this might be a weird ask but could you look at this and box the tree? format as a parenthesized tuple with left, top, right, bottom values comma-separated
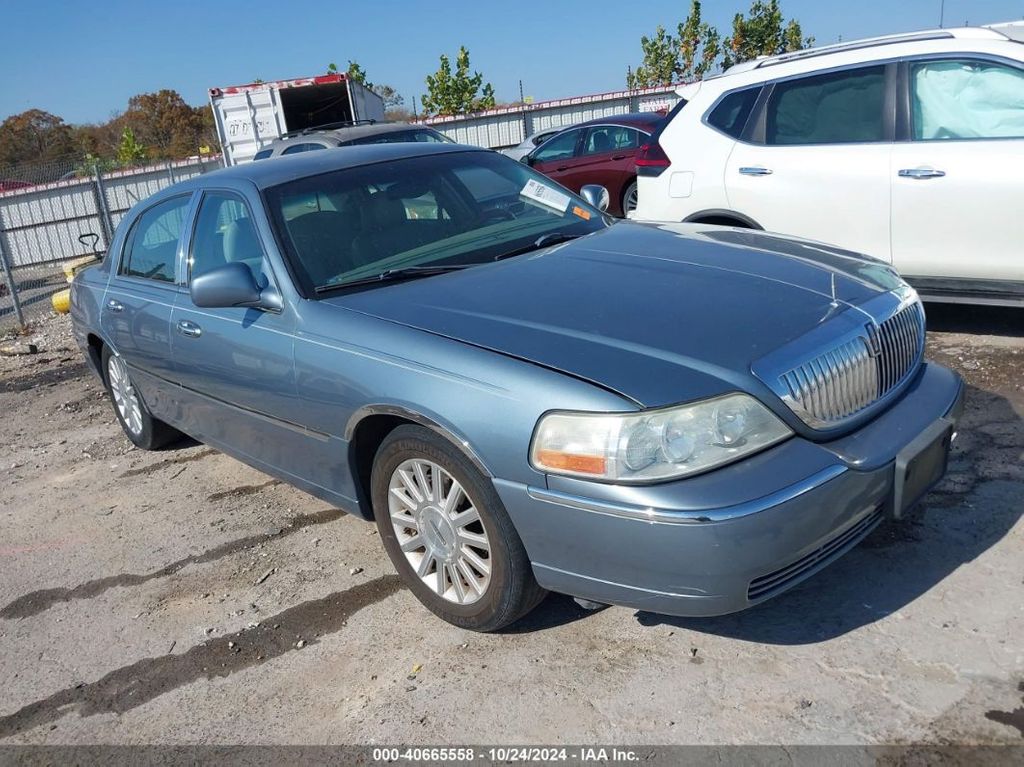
(678, 1, 721, 81)
(340, 60, 404, 109)
(421, 46, 496, 116)
(722, 0, 813, 68)
(122, 90, 205, 159)
(0, 109, 78, 169)
(345, 60, 369, 86)
(626, 25, 679, 89)
(116, 126, 147, 165)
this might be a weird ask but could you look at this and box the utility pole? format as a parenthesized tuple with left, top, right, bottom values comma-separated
(939, 0, 945, 27)
(519, 79, 524, 104)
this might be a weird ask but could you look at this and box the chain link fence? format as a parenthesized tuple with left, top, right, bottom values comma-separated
(0, 155, 223, 335)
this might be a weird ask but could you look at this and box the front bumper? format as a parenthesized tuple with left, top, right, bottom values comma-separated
(494, 362, 964, 617)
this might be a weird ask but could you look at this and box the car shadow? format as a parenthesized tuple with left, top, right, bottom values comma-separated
(924, 302, 1023, 337)
(631, 382, 1022, 644)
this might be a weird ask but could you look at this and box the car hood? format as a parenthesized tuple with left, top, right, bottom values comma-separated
(328, 222, 903, 408)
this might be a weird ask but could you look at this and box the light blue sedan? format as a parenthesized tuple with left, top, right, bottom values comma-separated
(70, 144, 963, 630)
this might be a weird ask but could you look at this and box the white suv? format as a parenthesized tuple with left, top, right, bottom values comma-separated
(633, 23, 1024, 306)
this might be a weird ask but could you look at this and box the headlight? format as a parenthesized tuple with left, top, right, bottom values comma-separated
(530, 393, 792, 483)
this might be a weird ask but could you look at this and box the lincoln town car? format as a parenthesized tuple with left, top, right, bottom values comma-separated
(70, 144, 963, 631)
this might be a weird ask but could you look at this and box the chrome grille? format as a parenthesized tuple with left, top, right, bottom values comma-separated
(778, 301, 925, 428)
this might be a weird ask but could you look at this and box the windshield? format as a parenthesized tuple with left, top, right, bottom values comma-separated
(264, 150, 609, 294)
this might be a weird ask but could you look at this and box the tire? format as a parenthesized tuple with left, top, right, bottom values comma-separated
(371, 425, 546, 631)
(101, 345, 179, 450)
(622, 181, 638, 217)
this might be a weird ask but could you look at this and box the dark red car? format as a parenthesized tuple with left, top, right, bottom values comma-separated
(522, 112, 664, 217)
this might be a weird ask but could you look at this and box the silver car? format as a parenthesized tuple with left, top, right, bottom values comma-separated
(500, 128, 562, 161)
(252, 121, 452, 161)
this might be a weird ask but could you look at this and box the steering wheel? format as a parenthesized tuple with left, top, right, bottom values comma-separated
(476, 205, 517, 225)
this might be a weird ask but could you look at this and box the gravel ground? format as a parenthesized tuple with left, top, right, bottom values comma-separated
(0, 306, 1021, 746)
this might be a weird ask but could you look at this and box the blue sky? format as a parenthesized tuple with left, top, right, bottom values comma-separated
(2, 0, 1022, 124)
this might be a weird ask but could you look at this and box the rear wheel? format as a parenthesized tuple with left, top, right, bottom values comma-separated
(101, 346, 179, 450)
(622, 181, 638, 216)
(372, 425, 546, 631)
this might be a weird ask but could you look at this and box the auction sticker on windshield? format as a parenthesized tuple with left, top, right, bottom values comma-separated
(521, 178, 571, 213)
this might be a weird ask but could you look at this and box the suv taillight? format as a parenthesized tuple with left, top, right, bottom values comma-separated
(636, 141, 670, 177)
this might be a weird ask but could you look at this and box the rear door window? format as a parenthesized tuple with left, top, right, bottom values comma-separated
(766, 66, 886, 145)
(911, 59, 1024, 140)
(581, 126, 639, 155)
(120, 195, 190, 283)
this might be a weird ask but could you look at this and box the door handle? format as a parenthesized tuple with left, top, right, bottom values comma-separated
(898, 168, 946, 179)
(556, 166, 569, 172)
(176, 320, 202, 338)
(611, 154, 627, 161)
(105, 299, 124, 313)
(739, 166, 773, 176)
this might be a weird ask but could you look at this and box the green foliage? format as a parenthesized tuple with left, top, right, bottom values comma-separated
(678, 1, 721, 80)
(722, 0, 814, 68)
(627, 0, 811, 86)
(421, 46, 495, 116)
(116, 126, 147, 165)
(346, 60, 369, 86)
(626, 25, 679, 89)
(326, 62, 338, 74)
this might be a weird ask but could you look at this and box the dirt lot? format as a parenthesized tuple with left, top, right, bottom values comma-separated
(0, 306, 1021, 746)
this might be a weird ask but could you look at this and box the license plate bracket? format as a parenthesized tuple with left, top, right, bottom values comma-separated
(892, 418, 954, 519)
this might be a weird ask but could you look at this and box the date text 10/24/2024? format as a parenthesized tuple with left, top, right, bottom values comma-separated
(371, 747, 640, 762)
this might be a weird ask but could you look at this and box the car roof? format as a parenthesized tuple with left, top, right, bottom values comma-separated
(168, 143, 485, 192)
(268, 122, 438, 149)
(572, 112, 665, 130)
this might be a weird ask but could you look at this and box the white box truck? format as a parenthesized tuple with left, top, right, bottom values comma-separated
(209, 73, 386, 165)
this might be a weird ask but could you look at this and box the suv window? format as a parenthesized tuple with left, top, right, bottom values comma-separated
(582, 126, 639, 155)
(912, 60, 1024, 140)
(533, 129, 582, 162)
(121, 195, 190, 283)
(253, 149, 274, 161)
(282, 143, 326, 155)
(707, 87, 761, 138)
(766, 66, 886, 145)
(346, 129, 450, 145)
(190, 192, 264, 280)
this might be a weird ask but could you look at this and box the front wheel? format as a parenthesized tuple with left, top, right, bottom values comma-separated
(101, 346, 179, 450)
(372, 425, 546, 631)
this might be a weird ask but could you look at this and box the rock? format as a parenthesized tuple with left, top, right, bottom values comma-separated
(296, 639, 306, 649)
(349, 567, 364, 576)
(254, 567, 276, 585)
(405, 685, 417, 693)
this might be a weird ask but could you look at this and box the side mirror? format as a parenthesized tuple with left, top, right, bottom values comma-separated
(579, 185, 610, 213)
(190, 262, 282, 311)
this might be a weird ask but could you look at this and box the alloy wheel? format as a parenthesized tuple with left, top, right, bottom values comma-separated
(107, 354, 143, 436)
(387, 458, 492, 605)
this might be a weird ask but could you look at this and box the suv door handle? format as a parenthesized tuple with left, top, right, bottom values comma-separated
(739, 166, 773, 176)
(898, 168, 946, 179)
(176, 320, 202, 338)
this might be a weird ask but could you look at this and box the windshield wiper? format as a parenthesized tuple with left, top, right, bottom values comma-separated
(315, 264, 469, 293)
(493, 232, 585, 262)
